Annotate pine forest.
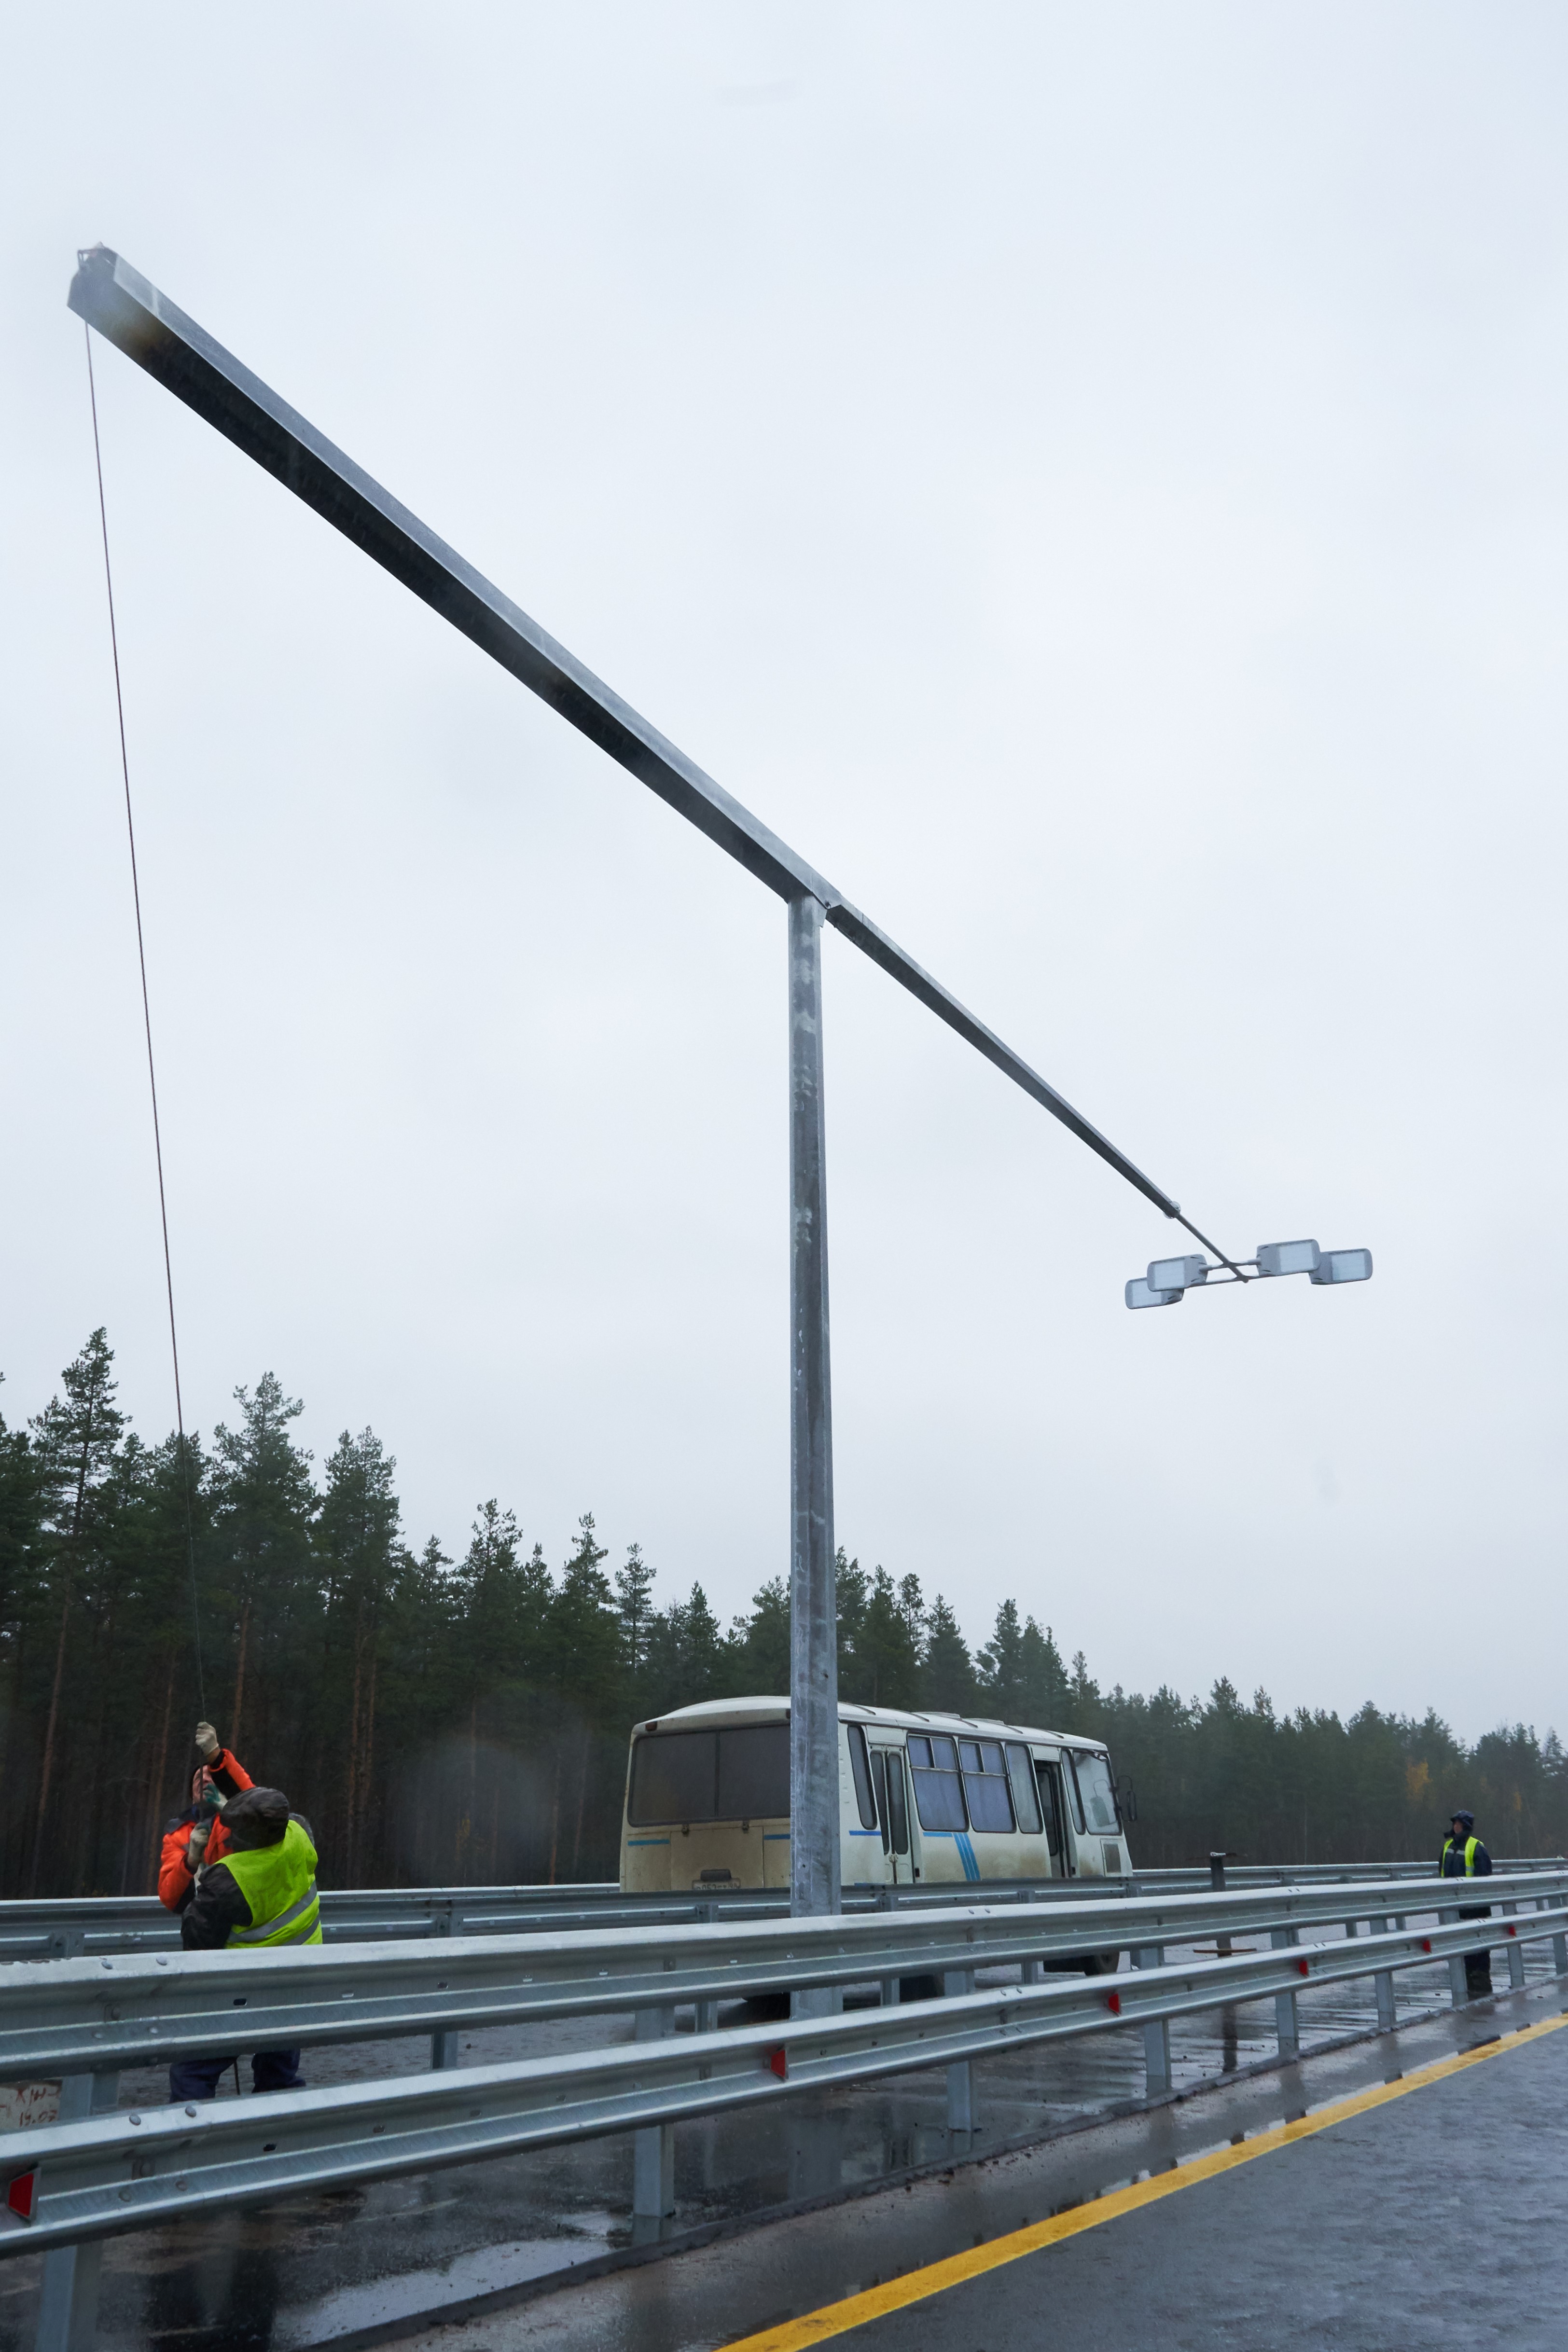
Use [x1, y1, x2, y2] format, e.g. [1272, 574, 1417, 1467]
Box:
[2, 1331, 1562, 1900]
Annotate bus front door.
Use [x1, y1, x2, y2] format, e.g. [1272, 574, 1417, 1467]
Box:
[869, 1745, 914, 1884]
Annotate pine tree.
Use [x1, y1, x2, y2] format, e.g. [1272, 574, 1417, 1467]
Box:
[844, 1566, 923, 1709]
[318, 1428, 402, 1879]
[210, 1374, 319, 1768]
[548, 1515, 623, 1878]
[923, 1593, 976, 1715]
[975, 1598, 1026, 1719]
[835, 1550, 867, 1685]
[1018, 1617, 1068, 1728]
[733, 1577, 790, 1695]
[27, 1330, 127, 1890]
[614, 1541, 657, 1711]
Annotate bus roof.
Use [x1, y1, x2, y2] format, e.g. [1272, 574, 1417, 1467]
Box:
[630, 1695, 1110, 1756]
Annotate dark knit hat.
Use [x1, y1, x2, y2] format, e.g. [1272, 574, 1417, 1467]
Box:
[223, 1786, 292, 1849]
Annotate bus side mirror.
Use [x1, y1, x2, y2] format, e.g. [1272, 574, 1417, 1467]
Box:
[1118, 1780, 1138, 1824]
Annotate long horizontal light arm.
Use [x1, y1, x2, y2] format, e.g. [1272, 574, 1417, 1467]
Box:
[69, 243, 1204, 1231]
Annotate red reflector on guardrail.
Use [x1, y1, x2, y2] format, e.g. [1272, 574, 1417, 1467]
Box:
[766, 2048, 788, 2080]
[1106, 1991, 1121, 2014]
[1420, 1938, 1432, 1953]
[6, 2172, 36, 2223]
[1297, 1960, 1310, 1976]
[1506, 1925, 1518, 1937]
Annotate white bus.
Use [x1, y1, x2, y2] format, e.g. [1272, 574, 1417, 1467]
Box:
[619, 1697, 1133, 1896]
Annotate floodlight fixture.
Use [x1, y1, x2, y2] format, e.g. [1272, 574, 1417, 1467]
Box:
[1149, 1254, 1208, 1292]
[1310, 1248, 1374, 1286]
[1125, 1235, 1373, 1309]
[1257, 1239, 1321, 1278]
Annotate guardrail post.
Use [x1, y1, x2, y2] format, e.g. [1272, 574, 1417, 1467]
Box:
[1016, 1886, 1043, 1987]
[632, 2006, 676, 2243]
[694, 1901, 720, 2034]
[1269, 1926, 1300, 2061]
[878, 1888, 901, 2006]
[1501, 1901, 1526, 1992]
[1368, 1916, 1396, 2031]
[1439, 1906, 1468, 2006]
[430, 1903, 463, 2069]
[1209, 1852, 1233, 1956]
[1132, 1943, 1171, 2097]
[1539, 1894, 1568, 1976]
[35, 2070, 119, 2352]
[944, 1969, 975, 2142]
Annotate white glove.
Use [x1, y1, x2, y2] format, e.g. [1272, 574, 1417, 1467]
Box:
[187, 1817, 213, 1868]
[194, 1722, 220, 1762]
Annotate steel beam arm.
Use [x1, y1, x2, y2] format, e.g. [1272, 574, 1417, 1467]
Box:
[67, 244, 1182, 1221]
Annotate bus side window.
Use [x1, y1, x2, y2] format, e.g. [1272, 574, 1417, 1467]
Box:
[958, 1738, 1015, 1832]
[1006, 1743, 1042, 1834]
[870, 1749, 890, 1853]
[1034, 1760, 1063, 1861]
[885, 1754, 910, 1856]
[1063, 1753, 1086, 1835]
[847, 1724, 877, 1831]
[908, 1734, 967, 1831]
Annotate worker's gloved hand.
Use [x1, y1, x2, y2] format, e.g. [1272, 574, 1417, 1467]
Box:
[194, 1722, 220, 1762]
[187, 1816, 213, 1869]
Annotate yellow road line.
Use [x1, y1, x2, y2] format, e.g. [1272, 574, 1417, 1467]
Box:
[723, 2009, 1568, 2351]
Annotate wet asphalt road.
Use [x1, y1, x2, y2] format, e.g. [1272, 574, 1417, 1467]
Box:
[390, 1980, 1568, 2352]
[816, 2008, 1568, 2352]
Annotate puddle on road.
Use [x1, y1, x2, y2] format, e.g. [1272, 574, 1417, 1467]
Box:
[275, 2214, 623, 2348]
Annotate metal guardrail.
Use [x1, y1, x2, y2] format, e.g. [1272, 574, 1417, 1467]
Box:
[3, 1859, 1561, 1964]
[1, 1871, 1564, 2084]
[2, 1894, 1565, 2271]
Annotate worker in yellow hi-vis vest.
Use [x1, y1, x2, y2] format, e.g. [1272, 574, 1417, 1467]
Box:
[1439, 1807, 1493, 2000]
[170, 1785, 322, 2102]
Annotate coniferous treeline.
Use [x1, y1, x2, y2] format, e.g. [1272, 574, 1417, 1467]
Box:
[2, 1332, 1562, 1898]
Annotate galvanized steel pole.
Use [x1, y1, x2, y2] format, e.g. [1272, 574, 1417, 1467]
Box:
[789, 895, 839, 1920]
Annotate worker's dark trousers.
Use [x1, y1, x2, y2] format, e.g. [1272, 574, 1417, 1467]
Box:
[1459, 1903, 1492, 1997]
[168, 2048, 304, 2101]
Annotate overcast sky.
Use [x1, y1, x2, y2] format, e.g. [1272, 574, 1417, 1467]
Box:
[4, 7, 1565, 1746]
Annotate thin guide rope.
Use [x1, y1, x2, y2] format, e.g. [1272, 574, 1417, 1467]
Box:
[85, 323, 207, 1719]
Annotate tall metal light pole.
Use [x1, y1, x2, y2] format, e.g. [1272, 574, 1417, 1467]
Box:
[788, 894, 837, 1918]
[68, 245, 1281, 1920]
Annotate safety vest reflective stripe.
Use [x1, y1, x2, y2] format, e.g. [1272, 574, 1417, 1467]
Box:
[228, 1880, 320, 1943]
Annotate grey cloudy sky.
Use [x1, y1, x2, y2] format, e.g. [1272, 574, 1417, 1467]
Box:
[4, 7, 1564, 1743]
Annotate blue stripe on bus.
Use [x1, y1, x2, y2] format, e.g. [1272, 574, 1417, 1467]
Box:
[956, 1832, 980, 1881]
[763, 1832, 790, 1841]
[625, 1837, 670, 1847]
[848, 1828, 880, 1837]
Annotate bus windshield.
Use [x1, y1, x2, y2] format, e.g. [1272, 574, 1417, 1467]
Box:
[1071, 1750, 1120, 1835]
[628, 1724, 790, 1825]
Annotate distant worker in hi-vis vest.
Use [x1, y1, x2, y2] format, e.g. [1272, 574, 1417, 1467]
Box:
[170, 1785, 322, 2103]
[1439, 1808, 1493, 1999]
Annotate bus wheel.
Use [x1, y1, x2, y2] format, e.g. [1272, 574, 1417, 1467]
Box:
[1081, 1951, 1122, 1976]
[741, 1992, 791, 2021]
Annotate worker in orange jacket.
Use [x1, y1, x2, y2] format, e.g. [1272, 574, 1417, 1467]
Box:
[158, 1722, 254, 1913]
